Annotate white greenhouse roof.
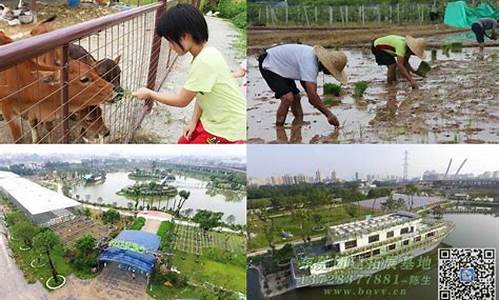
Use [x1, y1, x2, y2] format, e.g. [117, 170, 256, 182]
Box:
[0, 171, 80, 215]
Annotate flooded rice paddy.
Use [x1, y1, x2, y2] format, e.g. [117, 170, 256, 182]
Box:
[247, 47, 498, 144]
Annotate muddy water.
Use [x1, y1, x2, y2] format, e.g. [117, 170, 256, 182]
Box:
[247, 47, 498, 144]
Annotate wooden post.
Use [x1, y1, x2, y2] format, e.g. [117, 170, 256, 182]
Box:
[265, 6, 269, 25]
[314, 6, 318, 24]
[329, 6, 333, 25]
[397, 3, 400, 24]
[362, 5, 365, 24]
[303, 6, 310, 27]
[31, 0, 37, 22]
[345, 6, 348, 23]
[285, 6, 288, 24]
[340, 6, 343, 25]
[389, 5, 392, 24]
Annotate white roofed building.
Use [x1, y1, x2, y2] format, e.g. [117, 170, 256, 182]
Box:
[0, 171, 81, 226]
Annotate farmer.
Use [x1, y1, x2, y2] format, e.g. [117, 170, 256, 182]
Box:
[471, 18, 498, 53]
[371, 35, 426, 89]
[132, 4, 246, 144]
[258, 43, 348, 127]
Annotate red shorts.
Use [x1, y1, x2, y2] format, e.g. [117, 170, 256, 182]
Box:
[177, 121, 245, 144]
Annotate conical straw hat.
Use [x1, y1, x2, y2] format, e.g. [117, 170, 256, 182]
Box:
[406, 35, 426, 59]
[313, 45, 348, 84]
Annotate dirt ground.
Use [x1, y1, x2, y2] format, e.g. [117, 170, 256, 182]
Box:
[248, 40, 498, 144]
[248, 24, 497, 50]
[0, 2, 116, 40]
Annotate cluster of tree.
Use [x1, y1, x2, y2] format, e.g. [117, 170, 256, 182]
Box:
[69, 235, 98, 274]
[208, 173, 246, 190]
[248, 184, 371, 210]
[2, 164, 36, 176]
[193, 210, 224, 233]
[101, 209, 121, 224]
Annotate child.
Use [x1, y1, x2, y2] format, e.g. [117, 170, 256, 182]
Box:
[371, 35, 426, 89]
[132, 4, 246, 144]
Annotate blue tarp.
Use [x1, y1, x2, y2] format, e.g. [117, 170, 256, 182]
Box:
[98, 230, 160, 274]
[112, 230, 160, 252]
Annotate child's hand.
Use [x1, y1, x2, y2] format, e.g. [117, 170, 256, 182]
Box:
[132, 87, 153, 100]
[183, 122, 197, 141]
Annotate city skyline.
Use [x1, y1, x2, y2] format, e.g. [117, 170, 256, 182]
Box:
[0, 145, 246, 161]
[248, 145, 499, 179]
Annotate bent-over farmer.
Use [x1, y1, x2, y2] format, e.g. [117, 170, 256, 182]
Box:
[371, 35, 426, 89]
[471, 18, 498, 53]
[258, 44, 348, 127]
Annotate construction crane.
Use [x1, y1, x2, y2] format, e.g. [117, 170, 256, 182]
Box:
[444, 158, 453, 178]
[455, 158, 468, 177]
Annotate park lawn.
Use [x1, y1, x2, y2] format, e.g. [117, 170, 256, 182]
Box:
[8, 238, 83, 288]
[248, 204, 374, 251]
[172, 250, 246, 293]
[148, 272, 205, 300]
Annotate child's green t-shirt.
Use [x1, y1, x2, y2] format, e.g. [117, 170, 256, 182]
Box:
[184, 46, 246, 142]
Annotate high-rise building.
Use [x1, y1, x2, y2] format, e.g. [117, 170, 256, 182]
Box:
[355, 172, 359, 181]
[294, 174, 306, 184]
[282, 174, 294, 185]
[315, 169, 321, 183]
[331, 170, 336, 182]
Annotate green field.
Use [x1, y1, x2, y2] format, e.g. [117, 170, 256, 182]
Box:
[173, 224, 245, 255]
[8, 236, 95, 288]
[150, 221, 246, 298]
[248, 203, 374, 251]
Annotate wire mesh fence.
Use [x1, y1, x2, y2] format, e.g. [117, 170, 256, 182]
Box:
[0, 0, 185, 144]
[249, 3, 442, 27]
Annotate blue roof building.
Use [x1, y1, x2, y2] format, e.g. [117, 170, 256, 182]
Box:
[98, 230, 160, 275]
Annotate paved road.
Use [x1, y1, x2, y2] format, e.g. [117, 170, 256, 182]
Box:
[0, 209, 48, 300]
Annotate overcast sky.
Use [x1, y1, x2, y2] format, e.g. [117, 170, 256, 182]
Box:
[0, 145, 246, 160]
[248, 145, 500, 179]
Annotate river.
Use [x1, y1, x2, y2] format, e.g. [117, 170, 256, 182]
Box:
[71, 172, 246, 224]
[247, 207, 499, 299]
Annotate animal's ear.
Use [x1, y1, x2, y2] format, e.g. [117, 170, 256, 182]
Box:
[114, 55, 121, 64]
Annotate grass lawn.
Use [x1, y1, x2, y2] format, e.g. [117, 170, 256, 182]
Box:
[8, 238, 87, 288]
[248, 204, 374, 250]
[172, 250, 246, 293]
[148, 272, 204, 299]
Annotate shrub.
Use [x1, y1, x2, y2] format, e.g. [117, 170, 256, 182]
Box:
[218, 0, 247, 29]
[353, 81, 368, 97]
[127, 217, 146, 230]
[324, 83, 341, 96]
